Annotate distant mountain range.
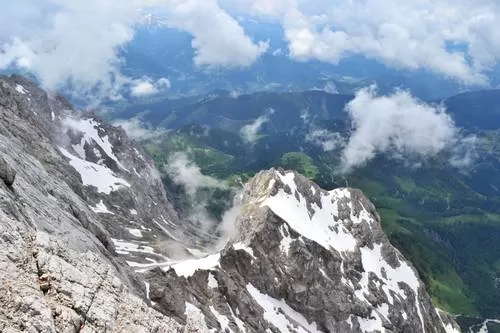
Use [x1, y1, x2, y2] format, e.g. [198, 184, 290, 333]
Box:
[119, 25, 474, 101]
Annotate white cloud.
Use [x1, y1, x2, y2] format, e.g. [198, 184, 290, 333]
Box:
[311, 81, 338, 94]
[306, 129, 344, 151]
[165, 152, 227, 197]
[0, 0, 140, 95]
[220, 0, 296, 17]
[131, 81, 157, 97]
[225, 0, 500, 85]
[0, 0, 266, 98]
[113, 118, 166, 141]
[4, 0, 500, 95]
[240, 108, 274, 143]
[449, 135, 479, 169]
[130, 77, 171, 97]
[164, 152, 236, 242]
[272, 48, 284, 56]
[163, 0, 269, 68]
[229, 90, 241, 98]
[340, 86, 458, 173]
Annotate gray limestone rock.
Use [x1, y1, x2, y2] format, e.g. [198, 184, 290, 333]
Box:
[146, 169, 462, 333]
[0, 156, 15, 187]
[0, 75, 182, 332]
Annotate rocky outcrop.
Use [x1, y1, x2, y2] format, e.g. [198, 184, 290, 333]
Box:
[0, 75, 182, 332]
[0, 156, 15, 187]
[144, 169, 462, 333]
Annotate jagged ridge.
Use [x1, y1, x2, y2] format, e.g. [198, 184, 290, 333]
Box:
[144, 169, 461, 332]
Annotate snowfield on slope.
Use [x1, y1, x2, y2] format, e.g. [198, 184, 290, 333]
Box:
[63, 117, 128, 170]
[262, 172, 370, 253]
[59, 147, 130, 194]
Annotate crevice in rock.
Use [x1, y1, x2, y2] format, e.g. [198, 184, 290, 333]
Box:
[76, 268, 109, 332]
[32, 249, 43, 278]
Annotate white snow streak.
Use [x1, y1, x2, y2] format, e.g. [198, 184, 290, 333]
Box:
[127, 228, 143, 238]
[63, 117, 128, 170]
[111, 238, 156, 255]
[59, 147, 130, 194]
[15, 84, 28, 94]
[167, 254, 220, 277]
[90, 200, 114, 214]
[263, 172, 358, 252]
[246, 284, 322, 333]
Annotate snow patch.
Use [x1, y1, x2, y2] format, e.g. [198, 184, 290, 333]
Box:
[246, 284, 322, 333]
[90, 200, 114, 214]
[59, 147, 130, 194]
[15, 84, 28, 94]
[186, 248, 209, 257]
[127, 228, 143, 238]
[233, 242, 255, 258]
[167, 253, 220, 277]
[279, 224, 294, 255]
[209, 306, 231, 332]
[144, 281, 151, 300]
[112, 238, 157, 255]
[63, 117, 128, 170]
[207, 273, 218, 289]
[185, 302, 209, 331]
[352, 313, 384, 333]
[358, 243, 425, 332]
[263, 172, 358, 253]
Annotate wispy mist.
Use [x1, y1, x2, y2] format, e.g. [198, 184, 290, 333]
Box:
[240, 108, 274, 143]
[113, 118, 166, 141]
[164, 152, 238, 247]
[306, 129, 345, 152]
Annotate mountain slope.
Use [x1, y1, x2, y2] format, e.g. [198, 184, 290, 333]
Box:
[0, 76, 183, 331]
[144, 169, 460, 332]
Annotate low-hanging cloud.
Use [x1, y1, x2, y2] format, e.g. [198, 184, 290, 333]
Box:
[339, 86, 459, 173]
[164, 152, 239, 247]
[240, 108, 274, 143]
[130, 77, 171, 97]
[165, 152, 228, 197]
[449, 135, 480, 169]
[113, 118, 166, 141]
[306, 129, 345, 152]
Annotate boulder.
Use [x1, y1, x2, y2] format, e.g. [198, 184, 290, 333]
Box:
[0, 156, 15, 187]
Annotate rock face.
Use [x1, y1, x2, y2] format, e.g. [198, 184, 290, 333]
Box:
[0, 75, 461, 332]
[144, 169, 462, 332]
[0, 156, 15, 187]
[0, 75, 182, 332]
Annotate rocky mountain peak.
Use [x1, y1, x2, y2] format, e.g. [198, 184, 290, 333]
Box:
[143, 168, 461, 332]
